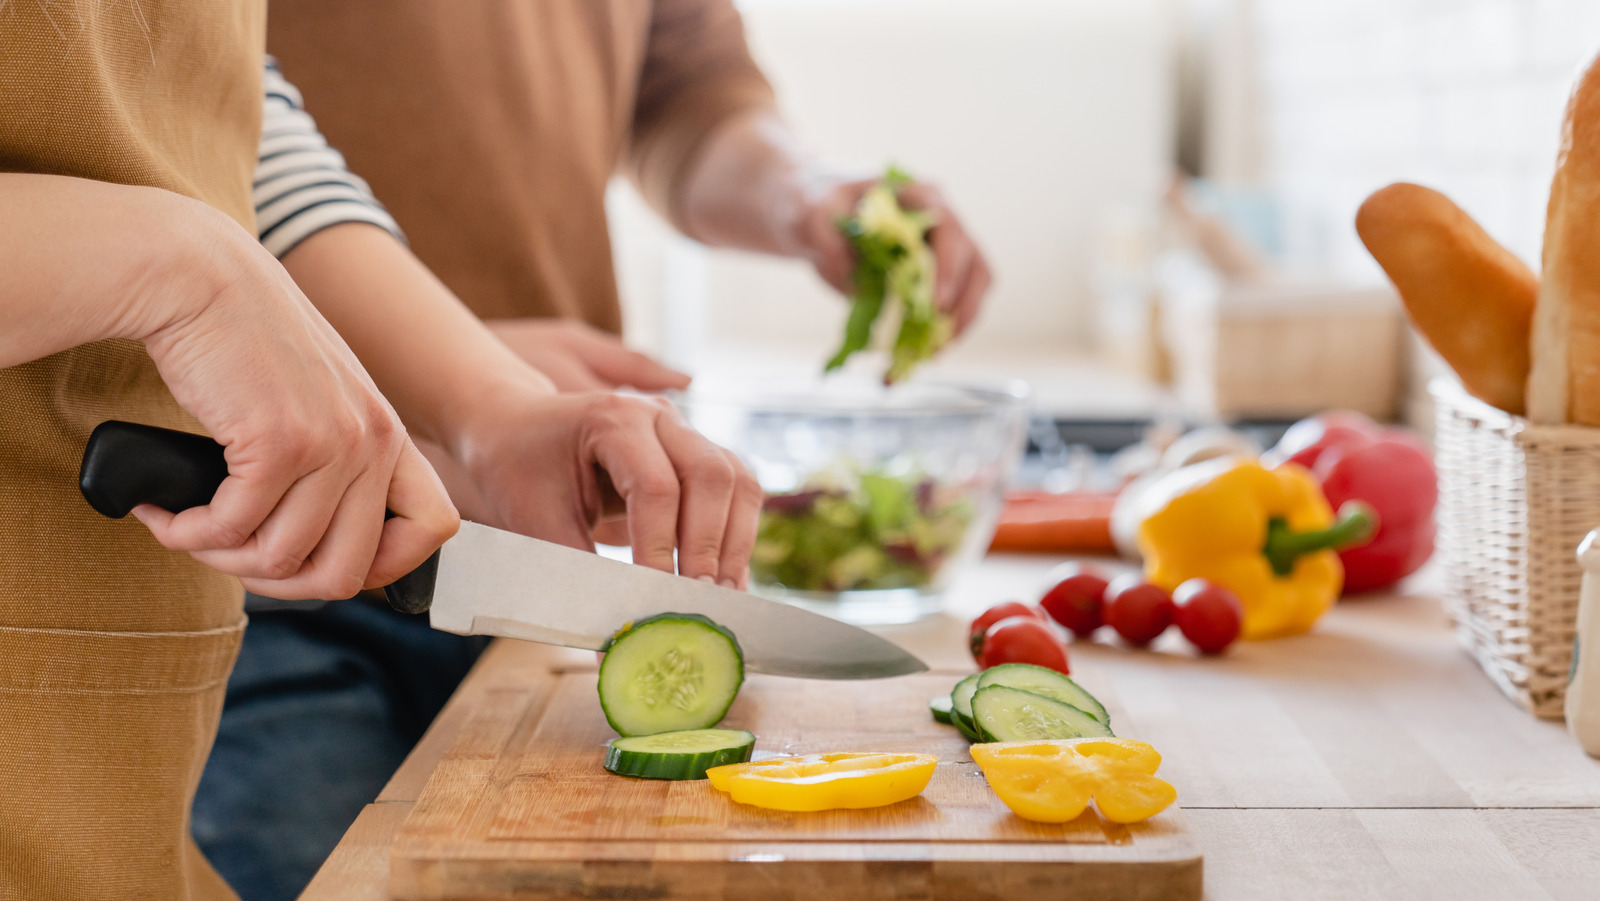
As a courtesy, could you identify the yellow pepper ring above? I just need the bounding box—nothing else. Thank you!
[971,738,1177,825]
[705,752,938,812]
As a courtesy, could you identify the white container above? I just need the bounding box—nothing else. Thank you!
[1568,530,1600,755]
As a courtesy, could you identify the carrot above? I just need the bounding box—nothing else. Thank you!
[988,491,1118,554]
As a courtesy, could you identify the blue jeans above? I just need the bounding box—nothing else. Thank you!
[191,598,488,901]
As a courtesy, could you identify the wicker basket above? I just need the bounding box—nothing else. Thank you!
[1432,379,1600,718]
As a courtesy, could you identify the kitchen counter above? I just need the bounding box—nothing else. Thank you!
[299,555,1600,901]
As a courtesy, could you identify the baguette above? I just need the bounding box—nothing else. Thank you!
[1530,53,1600,425]
[1355,183,1536,414]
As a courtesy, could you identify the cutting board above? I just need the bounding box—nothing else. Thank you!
[389,661,1201,901]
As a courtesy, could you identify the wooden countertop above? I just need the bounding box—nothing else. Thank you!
[299,556,1600,901]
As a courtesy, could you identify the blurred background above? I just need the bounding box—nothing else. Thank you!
[608,0,1600,431]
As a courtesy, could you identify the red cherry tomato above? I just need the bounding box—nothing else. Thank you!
[1038,562,1110,638]
[978,615,1071,673]
[1172,579,1244,654]
[968,601,1047,661]
[1102,575,1175,646]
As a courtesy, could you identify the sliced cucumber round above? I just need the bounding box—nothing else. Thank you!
[971,684,1114,742]
[598,613,744,737]
[605,728,756,780]
[950,672,984,741]
[929,695,955,725]
[976,663,1110,727]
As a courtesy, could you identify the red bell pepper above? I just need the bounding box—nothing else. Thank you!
[1268,412,1437,594]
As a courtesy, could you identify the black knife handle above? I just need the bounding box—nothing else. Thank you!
[79,420,437,614]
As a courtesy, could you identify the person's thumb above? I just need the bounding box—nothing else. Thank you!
[587,344,691,391]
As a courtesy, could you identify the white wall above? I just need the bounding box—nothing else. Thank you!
[612,0,1176,376]
[1248,0,1600,279]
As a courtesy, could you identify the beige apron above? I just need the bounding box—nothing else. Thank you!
[0,2,265,898]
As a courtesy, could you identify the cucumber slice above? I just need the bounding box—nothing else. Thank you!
[930,695,955,725]
[951,672,983,725]
[605,728,756,780]
[951,672,984,742]
[953,709,982,742]
[598,613,744,737]
[976,663,1111,727]
[971,684,1114,742]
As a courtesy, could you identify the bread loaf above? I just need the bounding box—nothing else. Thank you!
[1356,183,1537,415]
[1530,54,1600,425]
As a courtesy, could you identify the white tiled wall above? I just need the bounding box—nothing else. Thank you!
[1249,0,1600,279]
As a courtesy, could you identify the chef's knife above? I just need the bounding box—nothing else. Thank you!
[78,420,928,679]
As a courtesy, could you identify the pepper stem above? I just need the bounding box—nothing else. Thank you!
[1262,501,1379,577]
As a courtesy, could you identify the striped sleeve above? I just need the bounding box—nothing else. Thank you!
[255,58,404,258]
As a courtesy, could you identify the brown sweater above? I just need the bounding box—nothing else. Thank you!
[267,0,775,332]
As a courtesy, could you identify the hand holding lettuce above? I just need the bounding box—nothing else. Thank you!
[825,167,954,384]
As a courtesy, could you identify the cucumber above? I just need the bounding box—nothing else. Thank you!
[971,684,1114,742]
[604,728,756,780]
[930,695,955,725]
[598,613,744,737]
[976,663,1110,728]
[950,672,984,741]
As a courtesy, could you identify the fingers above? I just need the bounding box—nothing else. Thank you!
[951,250,993,335]
[136,443,303,554]
[807,214,857,294]
[233,468,387,600]
[183,460,352,580]
[490,318,688,393]
[533,352,611,393]
[365,439,460,588]
[587,397,682,574]
[140,429,456,601]
[654,411,738,584]
[591,516,631,547]
[581,395,761,586]
[896,181,992,336]
[571,329,691,392]
[716,449,763,590]
[806,180,871,294]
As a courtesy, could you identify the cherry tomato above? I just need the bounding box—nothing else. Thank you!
[1039,563,1110,638]
[969,601,1047,661]
[1103,575,1175,646]
[978,615,1071,673]
[1172,579,1244,654]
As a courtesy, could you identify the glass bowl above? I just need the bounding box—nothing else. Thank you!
[675,377,1030,624]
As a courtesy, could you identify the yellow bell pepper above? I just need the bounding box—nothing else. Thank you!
[705,752,937,812]
[1137,459,1375,640]
[971,738,1176,824]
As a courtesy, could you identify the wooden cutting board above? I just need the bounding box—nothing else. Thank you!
[389,660,1201,901]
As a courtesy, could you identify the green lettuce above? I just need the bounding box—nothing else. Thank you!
[751,467,973,593]
[824,166,953,384]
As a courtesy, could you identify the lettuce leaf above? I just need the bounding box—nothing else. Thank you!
[823,166,952,384]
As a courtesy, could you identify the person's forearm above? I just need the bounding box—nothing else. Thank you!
[0,174,239,365]
[278,222,555,454]
[677,110,859,257]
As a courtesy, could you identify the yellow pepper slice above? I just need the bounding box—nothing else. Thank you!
[971,738,1176,824]
[705,752,937,812]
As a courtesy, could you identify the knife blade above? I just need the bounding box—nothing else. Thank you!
[429,520,926,679]
[78,420,928,679]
